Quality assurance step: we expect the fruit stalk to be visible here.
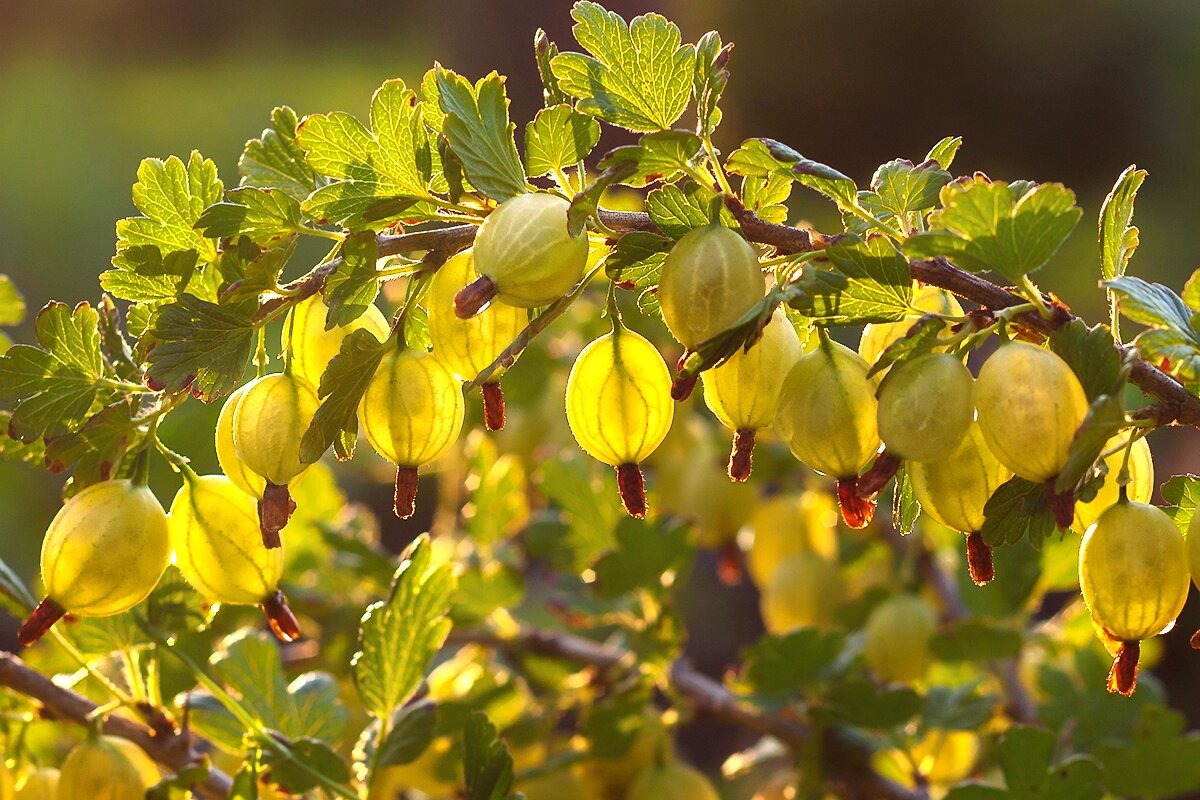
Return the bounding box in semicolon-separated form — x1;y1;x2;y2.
17;597;66;647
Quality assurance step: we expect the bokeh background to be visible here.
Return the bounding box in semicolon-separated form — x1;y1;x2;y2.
5;0;1200;776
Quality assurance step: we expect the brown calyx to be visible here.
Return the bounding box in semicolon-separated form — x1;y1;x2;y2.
616;463;647;519
17;597;66;647
1107;639;1141;696
258;482;295;549
716;540;744;586
728;429;755;482
965;532;995;586
670;350;697;401
835;478;876;529
1045;480;1076;530
454;275;498;319
394;466;420;519
261;589;302;643
481;381;506;431
854;450;901;499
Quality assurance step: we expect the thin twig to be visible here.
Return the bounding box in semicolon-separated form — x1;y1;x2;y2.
0;652;231;799
451;627;923;800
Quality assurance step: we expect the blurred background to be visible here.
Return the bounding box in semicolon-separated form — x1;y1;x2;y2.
5;0;1200;777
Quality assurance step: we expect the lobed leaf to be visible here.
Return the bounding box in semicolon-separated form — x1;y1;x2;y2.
524;104;600;178
144;295;256;401
435;67;528;202
116;151;223;265
239;106;319;201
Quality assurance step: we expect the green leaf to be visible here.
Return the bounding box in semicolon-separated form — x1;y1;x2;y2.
593;518;691;598
551;2;696;133
870;159;952;216
194;188;302;245
144;296;256;401
353;535;456;718
893;465;922;534
261;739;351;795
925;136;963;170
1052;394;1125;495
221;238;299;303
0;301;116;441
116;151;222;264
605;232;670;317
524;104;600;178
823;677;921;729
101;247;198;303
42;398;138;488
0;275;27;327
375;702;439;767
980;477;1056;548
740;629;845;696
463;712;516;800
1094;706;1200;800
299;328;388;463
905;177;1082;282
239;106;318;201
536;457;620;569
567;159;638;237
645;183;724;239
1048;320;1130;401
435;67;527;202
946;726;1103;800
1104;275;1196;332
866;315;949;377
1037;649;1164;750
533;29;568;106
1162;473;1200;533
930;618;1023;662
452;563;524;625
598;129;702;188
325;232;382;329
69;566;207;655
693;31;730;135
783;236;912;326
1099;165;1146;281
921;684;996;731
756;139;858;207
467;437;530;547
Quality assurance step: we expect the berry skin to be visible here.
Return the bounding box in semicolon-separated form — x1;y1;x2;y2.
281;293;389;392
658;224;766;350
974;341;1088;482
1079;498;1189;695
565;327;674;518
628;762;720;800
457;193;589;314
1073;434;1154;532
216;383;266;498
19;479;170;645
877;352;974;462
359;348;465;518
859;285;964;378
59;735;159;800
862;594;938;684
428;249;527;430
759;552;840;634
13;769;58;800
701;309;802;480
744;490;839;588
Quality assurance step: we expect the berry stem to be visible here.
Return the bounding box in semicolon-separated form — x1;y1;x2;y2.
18;598;66;647
481;381;506;431
671;350;698;401
262;590;302;643
728;429;755;482
258;483;295;549
394;466;420;519
453;275;498;319
835;478;876;529
965;532;995;586
616;463;647;519
1108;640;1141;696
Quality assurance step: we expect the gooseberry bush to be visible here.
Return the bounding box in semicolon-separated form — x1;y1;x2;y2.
8;4;1200;799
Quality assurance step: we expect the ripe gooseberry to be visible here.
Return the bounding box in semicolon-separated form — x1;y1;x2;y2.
231;373;320;547
565;325;674;518
701;308;802;480
169;472;299;642
876;352;973;463
1079;496;1189;695
19;479;170;646
974;341;1088;484
281;293;390;392
427;249;526;430
628;761;720;800
759;551;840;634
1073;434;1153;532
359;348;465;518
1183;510;1200;648
13;769;58;800
907;422;1012;585
59;734;159;800
744;490;838;588
861;594;938;684
455;193;589;316
774;337;881;528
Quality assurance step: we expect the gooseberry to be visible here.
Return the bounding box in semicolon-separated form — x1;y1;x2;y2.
759;551;840;634
455;193;589;315
628;761;720;800
13;769;58;800
428;249;526;430
232;373;320;546
59;735;159;800
168;472;299;642
701;309;802;480
744;490;839;588
565;326;674;518
774;338;881;528
359;348;465;518
281;293;389;392
1079;497;1189;695
859;285;963;378
877;352;973;463
19;479;170;646
862;594;938;684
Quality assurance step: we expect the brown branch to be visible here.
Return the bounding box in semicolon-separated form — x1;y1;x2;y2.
451;627;923;800
0;652;231;799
